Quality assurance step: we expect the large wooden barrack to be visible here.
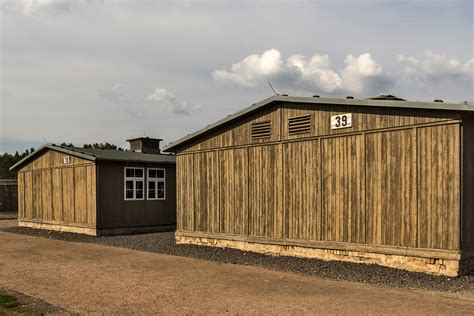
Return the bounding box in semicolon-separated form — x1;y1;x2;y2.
168;96;474;276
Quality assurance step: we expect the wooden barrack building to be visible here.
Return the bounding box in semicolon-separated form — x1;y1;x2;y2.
164;95;474;276
11;137;176;236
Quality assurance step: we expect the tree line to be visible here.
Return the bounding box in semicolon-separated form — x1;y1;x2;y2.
0;143;123;179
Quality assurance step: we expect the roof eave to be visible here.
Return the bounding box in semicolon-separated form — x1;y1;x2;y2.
163;95;473;153
95;157;176;164
9;144;97;171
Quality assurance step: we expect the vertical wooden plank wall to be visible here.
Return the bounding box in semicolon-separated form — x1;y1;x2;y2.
17;150;96;227
193;151;220;233
462;122;474;250
366;129;417;247
177;155;194;231
283;140;321;241
220;148;249;235
176;111;462;251
18;175;25;218
417;125;460;250
321;135;365;243
248;145;283;238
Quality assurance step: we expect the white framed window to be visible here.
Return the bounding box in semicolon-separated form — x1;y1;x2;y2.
148;168;166;200
124;167;144;200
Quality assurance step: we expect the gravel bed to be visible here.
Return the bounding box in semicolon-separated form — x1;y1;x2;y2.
3;226;474;294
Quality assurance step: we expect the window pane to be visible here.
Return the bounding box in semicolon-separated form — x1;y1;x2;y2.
126;168;134;178
148;181;155;189
157;181;164;190
135;169;143;178
157;189;164;199
149;169;157;178
136;190;143;199
136;181;143;190
126;190;134;199
148;190;155;199
126;181;134;190
157;170;165;178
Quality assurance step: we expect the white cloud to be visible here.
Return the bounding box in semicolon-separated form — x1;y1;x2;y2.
285;54;344;92
398;51;474;84
147;88;175;103
213;49;392;95
147;88;202;116
213;49;283;87
341;53;392;94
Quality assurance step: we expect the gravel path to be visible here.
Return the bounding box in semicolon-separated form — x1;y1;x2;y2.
3;224;474;295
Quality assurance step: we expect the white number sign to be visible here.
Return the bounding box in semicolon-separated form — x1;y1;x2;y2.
331;113;352;129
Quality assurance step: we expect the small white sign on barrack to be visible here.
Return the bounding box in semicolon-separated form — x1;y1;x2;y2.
331;113;352;129
63;156;71;165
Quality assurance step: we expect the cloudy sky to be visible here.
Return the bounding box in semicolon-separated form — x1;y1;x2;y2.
1;0;472;153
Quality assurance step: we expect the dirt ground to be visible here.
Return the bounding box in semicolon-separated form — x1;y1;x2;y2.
0;221;473;314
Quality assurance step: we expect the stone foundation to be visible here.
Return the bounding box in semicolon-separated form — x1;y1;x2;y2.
19;221;98;236
176;234;468;277
19;220;175;236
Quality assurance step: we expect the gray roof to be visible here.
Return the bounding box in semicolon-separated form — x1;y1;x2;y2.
163;95;474;152
126;136;163;142
10;144;175;171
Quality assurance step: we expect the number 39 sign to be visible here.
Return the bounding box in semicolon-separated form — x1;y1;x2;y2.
331;113;352;129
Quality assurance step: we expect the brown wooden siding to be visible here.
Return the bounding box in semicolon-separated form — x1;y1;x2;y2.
41;169;52;221
281;103;461;141
322;135;365;243
18;175;25;217
182;107;281;152
97;162;176;229
177;103;460;153
176;103;463;252
462;119;474;250
366;129;417;247
177;154;194;231
193;151;219;233
417;124;460;250
51;168;63;221
220;148;249;235
283;140;321;241
17;149;96;227
248;145;283;238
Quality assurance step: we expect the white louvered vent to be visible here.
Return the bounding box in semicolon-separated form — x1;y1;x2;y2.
288;114;312;135
251;121;271;139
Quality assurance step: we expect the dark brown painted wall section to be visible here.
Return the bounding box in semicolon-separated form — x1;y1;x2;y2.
96;161;176;229
462;113;474;250
0;181;18;213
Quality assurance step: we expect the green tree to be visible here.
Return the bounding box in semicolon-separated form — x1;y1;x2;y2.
0;148;33;179
83;143;124;150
